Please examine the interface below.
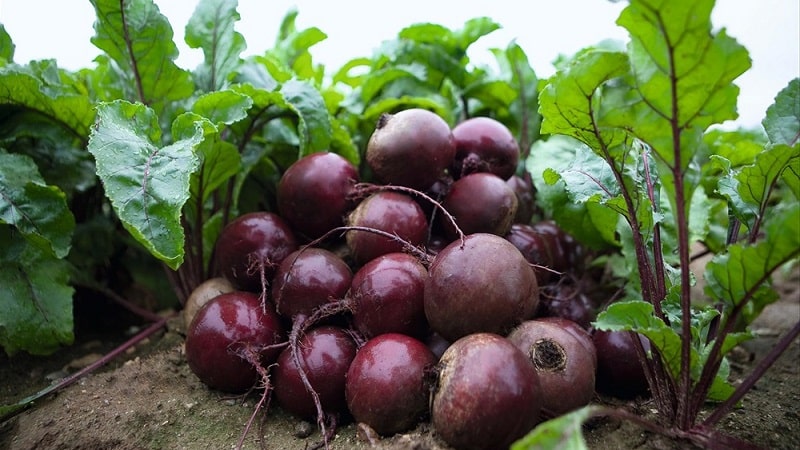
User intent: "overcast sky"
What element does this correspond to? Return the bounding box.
[1,0,798,129]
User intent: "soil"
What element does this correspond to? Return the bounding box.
[1,270,798,450]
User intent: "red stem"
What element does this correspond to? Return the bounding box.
[1,313,174,422]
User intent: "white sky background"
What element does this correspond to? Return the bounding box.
[0,0,798,129]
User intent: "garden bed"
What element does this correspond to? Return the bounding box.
[1,270,797,450]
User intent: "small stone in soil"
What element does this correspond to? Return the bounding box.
[293,421,314,438]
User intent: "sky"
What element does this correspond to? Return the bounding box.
[1,0,798,129]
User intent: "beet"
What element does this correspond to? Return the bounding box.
[214,212,298,292]
[440,172,518,240]
[345,333,437,436]
[424,233,539,341]
[184,291,285,393]
[430,333,542,450]
[272,325,358,420]
[366,108,456,191]
[271,247,353,320]
[507,317,597,418]
[537,283,598,330]
[348,252,428,339]
[346,191,428,265]
[592,329,651,399]
[505,221,576,285]
[451,116,520,181]
[277,152,359,239]
[506,174,535,224]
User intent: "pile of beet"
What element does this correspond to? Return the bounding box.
[182,108,647,450]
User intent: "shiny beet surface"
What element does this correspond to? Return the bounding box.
[345,333,437,436]
[185,291,285,393]
[272,325,358,420]
[346,191,428,265]
[271,247,352,319]
[277,152,359,239]
[214,212,297,291]
[349,253,428,339]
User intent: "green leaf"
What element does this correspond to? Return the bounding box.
[0,24,15,64]
[527,136,618,248]
[88,100,203,269]
[174,112,241,205]
[454,17,501,53]
[280,79,332,157]
[614,0,751,166]
[185,0,247,92]
[704,203,800,316]
[0,225,74,356]
[0,152,75,258]
[376,38,466,87]
[192,89,253,126]
[399,23,452,47]
[461,79,517,111]
[358,64,428,105]
[511,405,599,450]
[90,0,193,111]
[763,78,799,146]
[269,8,326,81]
[594,300,685,379]
[539,45,630,151]
[492,41,541,147]
[0,111,97,196]
[0,63,96,140]
[704,128,766,170]
[717,143,800,230]
[329,116,360,166]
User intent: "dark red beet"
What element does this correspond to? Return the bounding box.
[592,329,651,399]
[345,333,437,436]
[430,333,542,450]
[214,212,298,291]
[537,283,598,330]
[348,253,428,339]
[440,172,518,240]
[272,325,358,420]
[451,116,520,181]
[185,291,285,393]
[277,152,359,239]
[366,108,456,191]
[506,174,535,224]
[424,233,539,342]
[507,317,597,418]
[346,191,428,265]
[505,221,570,285]
[271,247,352,319]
